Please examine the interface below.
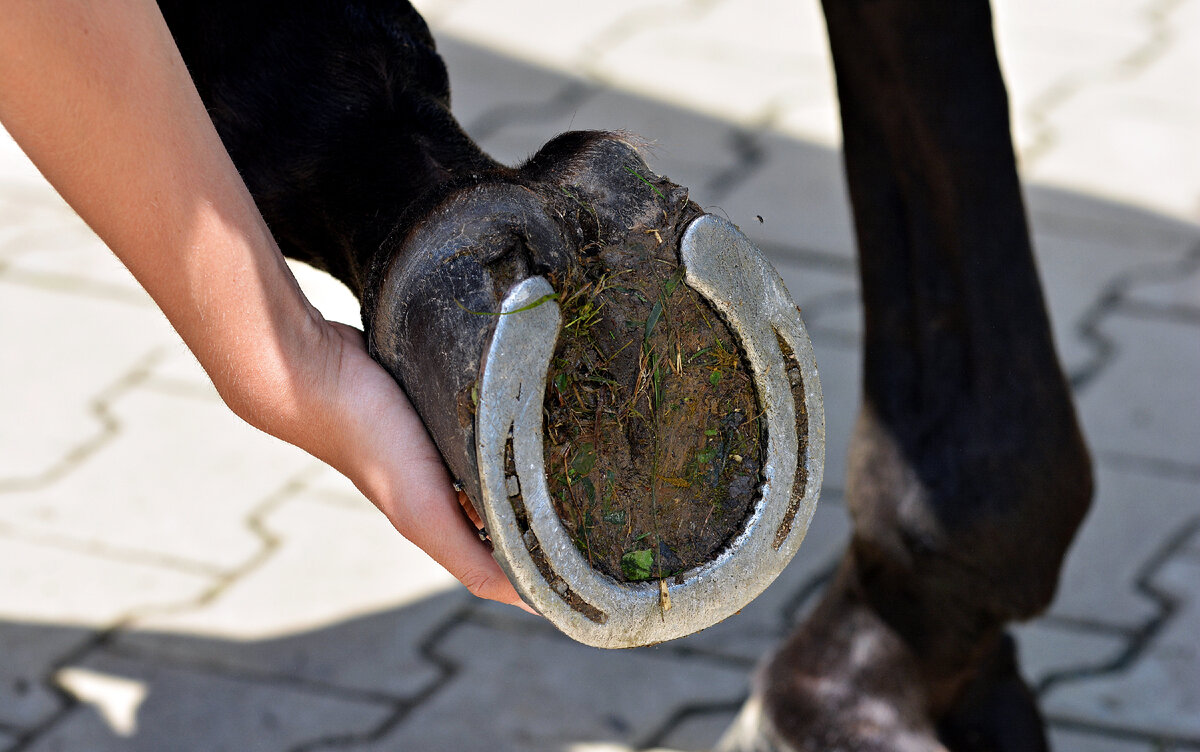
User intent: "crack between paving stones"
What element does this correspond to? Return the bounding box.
[576,0,724,84]
[1113,239,1200,324]
[1098,451,1200,482]
[662,644,758,671]
[779,559,840,628]
[1116,299,1200,326]
[636,698,748,751]
[462,603,564,640]
[773,491,849,629]
[1071,274,1131,391]
[284,600,475,752]
[1069,239,1200,391]
[6,465,316,751]
[702,128,767,202]
[0,522,226,578]
[1036,614,1140,640]
[0,348,164,494]
[101,641,409,708]
[6,624,132,752]
[1048,717,1200,750]
[0,267,152,308]
[136,378,223,403]
[1038,517,1200,703]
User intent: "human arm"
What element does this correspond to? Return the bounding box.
[0,0,526,609]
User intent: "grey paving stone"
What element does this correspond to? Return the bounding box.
[1025,184,1200,250]
[0,278,175,485]
[138,338,219,401]
[0,387,314,571]
[1051,465,1200,628]
[0,535,212,729]
[580,0,815,129]
[0,130,146,299]
[288,259,362,329]
[1076,314,1200,470]
[655,706,740,752]
[763,249,856,313]
[777,271,859,347]
[1013,621,1127,688]
[405,0,470,25]
[686,0,839,147]
[1114,2,1200,126]
[339,622,747,752]
[116,494,465,699]
[448,58,767,203]
[435,35,595,147]
[0,122,50,193]
[1044,553,1200,741]
[463,79,587,168]
[669,500,849,664]
[0,621,88,733]
[304,463,370,508]
[1023,186,1200,381]
[1046,727,1157,752]
[439,35,850,251]
[990,0,1149,159]
[431,0,657,77]
[0,231,145,304]
[714,133,856,259]
[0,730,14,751]
[1026,67,1200,223]
[770,81,842,153]
[25,651,391,752]
[1123,247,1200,316]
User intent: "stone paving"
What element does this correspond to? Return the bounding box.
[1,1,1198,750]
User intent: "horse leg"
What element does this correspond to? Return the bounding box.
[721,1,1094,749]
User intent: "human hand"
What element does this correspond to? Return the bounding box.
[278,318,532,611]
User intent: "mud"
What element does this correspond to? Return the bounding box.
[543,206,764,583]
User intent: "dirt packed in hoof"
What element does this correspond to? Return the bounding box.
[543,212,764,583]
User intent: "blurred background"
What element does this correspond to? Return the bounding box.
[1,0,1197,749]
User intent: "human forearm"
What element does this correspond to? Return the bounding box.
[0,0,322,428]
[0,0,527,608]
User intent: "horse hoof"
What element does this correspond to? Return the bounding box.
[718,557,1047,752]
[369,132,824,647]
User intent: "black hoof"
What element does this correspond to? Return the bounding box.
[367,133,824,647]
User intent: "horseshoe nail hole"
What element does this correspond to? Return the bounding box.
[505,436,607,623]
[773,330,809,550]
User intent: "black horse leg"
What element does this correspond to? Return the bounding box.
[156,0,501,297]
[722,1,1094,750]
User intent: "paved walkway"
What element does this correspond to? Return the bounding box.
[2,1,1198,750]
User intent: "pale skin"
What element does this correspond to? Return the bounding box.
[0,0,529,611]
